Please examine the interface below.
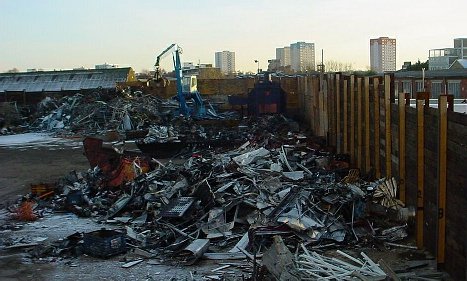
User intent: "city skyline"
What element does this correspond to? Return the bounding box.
[1,0,466,73]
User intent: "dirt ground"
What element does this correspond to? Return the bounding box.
[0,143,89,208]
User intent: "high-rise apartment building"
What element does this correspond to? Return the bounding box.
[429,38,467,70]
[276,47,291,67]
[290,42,315,72]
[215,51,235,75]
[370,37,396,73]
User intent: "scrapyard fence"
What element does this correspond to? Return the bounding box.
[296,73,467,281]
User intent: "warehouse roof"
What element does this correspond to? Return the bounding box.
[0,67,133,93]
[394,68,467,79]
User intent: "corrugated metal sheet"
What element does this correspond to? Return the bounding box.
[0,68,130,93]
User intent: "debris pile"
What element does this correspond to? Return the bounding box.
[33,92,166,134]
[29,91,240,138]
[5,116,421,279]
[136,115,302,157]
[0,101,27,134]
[296,246,387,279]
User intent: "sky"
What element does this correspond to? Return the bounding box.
[1,0,466,73]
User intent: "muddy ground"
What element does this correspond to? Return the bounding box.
[0,146,89,208]
[0,134,450,280]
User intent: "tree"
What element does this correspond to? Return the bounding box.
[7,68,19,73]
[406,60,429,71]
[325,60,354,72]
[352,69,377,76]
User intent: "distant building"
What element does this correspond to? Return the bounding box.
[394,69,467,99]
[290,42,315,72]
[429,48,458,70]
[182,63,222,79]
[370,37,396,73]
[199,64,213,68]
[183,63,214,71]
[401,62,411,70]
[95,63,119,69]
[429,38,467,70]
[183,62,195,70]
[276,47,291,67]
[215,51,236,75]
[454,38,467,59]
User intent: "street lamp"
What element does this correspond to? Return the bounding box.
[254,60,260,74]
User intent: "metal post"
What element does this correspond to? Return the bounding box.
[416,99,425,249]
[254,60,259,74]
[343,79,348,154]
[373,78,381,178]
[437,95,448,264]
[357,77,363,171]
[384,74,392,178]
[336,74,341,153]
[350,75,355,165]
[364,77,370,173]
[398,92,407,204]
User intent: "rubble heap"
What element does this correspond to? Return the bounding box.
[33,92,166,134]
[6,116,419,280]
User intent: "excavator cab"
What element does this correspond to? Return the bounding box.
[182,76,198,93]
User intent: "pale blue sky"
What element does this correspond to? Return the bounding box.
[1,0,466,73]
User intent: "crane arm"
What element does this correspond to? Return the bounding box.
[154,43,177,80]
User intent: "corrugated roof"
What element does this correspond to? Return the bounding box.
[0,67,131,93]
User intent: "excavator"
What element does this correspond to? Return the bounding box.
[152,43,212,118]
[135,45,241,156]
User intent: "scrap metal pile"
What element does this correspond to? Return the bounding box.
[6,116,417,280]
[32,92,168,134]
[24,92,241,153]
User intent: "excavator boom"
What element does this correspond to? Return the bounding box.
[154,43,177,80]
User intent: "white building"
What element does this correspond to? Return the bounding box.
[290,42,315,72]
[428,49,458,70]
[95,63,118,69]
[429,38,467,70]
[183,62,195,70]
[454,38,467,59]
[215,51,235,75]
[276,47,291,67]
[370,37,396,73]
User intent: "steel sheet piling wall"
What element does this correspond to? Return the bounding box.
[373,78,381,178]
[357,77,363,171]
[398,92,407,204]
[296,74,466,280]
[364,77,370,174]
[416,99,425,249]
